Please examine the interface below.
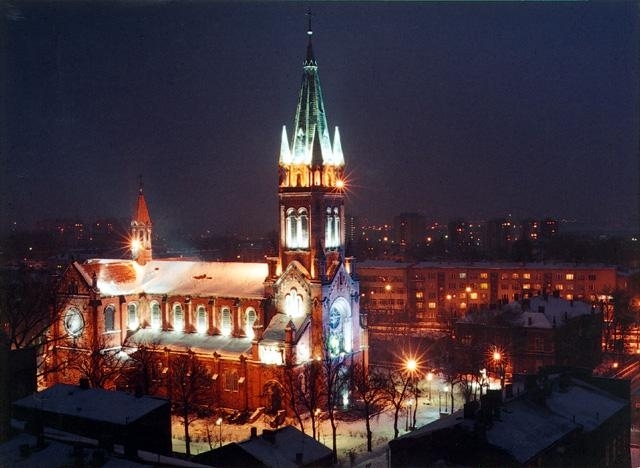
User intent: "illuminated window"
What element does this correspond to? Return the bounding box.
[325,206,340,249]
[470,292,478,300]
[428,302,437,309]
[221,307,232,336]
[480,283,488,290]
[556,284,564,290]
[415,291,424,299]
[459,272,467,279]
[285,208,310,249]
[460,302,467,309]
[480,272,488,279]
[196,305,207,333]
[173,304,184,332]
[128,303,139,330]
[523,283,531,290]
[245,308,257,338]
[565,273,574,280]
[511,273,519,279]
[285,288,304,318]
[104,305,115,332]
[523,273,531,279]
[566,294,574,300]
[151,302,161,330]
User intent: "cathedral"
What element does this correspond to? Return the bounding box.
[48,21,365,413]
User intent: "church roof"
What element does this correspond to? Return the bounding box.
[261,313,309,344]
[76,259,268,299]
[130,329,253,357]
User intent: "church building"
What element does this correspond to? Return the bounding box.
[47,21,364,414]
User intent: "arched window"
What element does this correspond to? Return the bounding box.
[150,301,161,330]
[173,304,184,332]
[245,308,257,338]
[325,206,340,249]
[285,288,303,318]
[221,307,232,336]
[127,303,138,331]
[298,208,309,248]
[285,207,309,249]
[286,208,297,248]
[196,305,207,334]
[104,305,115,332]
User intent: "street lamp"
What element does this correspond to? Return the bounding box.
[405,357,420,428]
[492,349,505,391]
[405,399,413,431]
[216,417,223,447]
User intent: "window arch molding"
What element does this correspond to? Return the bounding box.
[285,207,310,249]
[104,304,116,332]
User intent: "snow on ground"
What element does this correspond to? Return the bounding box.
[170,393,456,466]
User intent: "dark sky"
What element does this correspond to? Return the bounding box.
[3,1,638,238]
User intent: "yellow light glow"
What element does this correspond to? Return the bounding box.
[336,179,345,189]
[131,238,141,251]
[406,358,417,372]
[493,351,501,362]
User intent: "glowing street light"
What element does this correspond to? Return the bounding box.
[216,417,223,447]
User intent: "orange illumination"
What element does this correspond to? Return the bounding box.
[336,179,345,189]
[493,351,501,362]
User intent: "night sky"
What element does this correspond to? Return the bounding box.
[3,2,638,239]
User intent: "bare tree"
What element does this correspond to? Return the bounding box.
[319,336,348,464]
[169,350,213,457]
[122,339,163,395]
[70,335,131,389]
[431,335,463,413]
[350,360,386,451]
[284,359,323,440]
[0,268,68,381]
[281,363,308,435]
[381,367,413,439]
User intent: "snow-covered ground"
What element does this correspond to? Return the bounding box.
[170,391,455,466]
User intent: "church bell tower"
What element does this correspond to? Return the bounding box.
[277,15,346,279]
[131,181,153,265]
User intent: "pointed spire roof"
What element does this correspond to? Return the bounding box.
[282,10,342,168]
[133,180,151,226]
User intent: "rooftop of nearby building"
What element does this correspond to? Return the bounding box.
[458,295,598,329]
[13,383,168,426]
[193,425,333,468]
[392,374,628,465]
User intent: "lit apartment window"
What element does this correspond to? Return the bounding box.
[566,273,574,280]
[480,272,488,279]
[512,273,519,279]
[415,291,424,299]
[460,302,467,309]
[556,284,564,290]
[459,272,467,279]
[470,292,478,300]
[523,283,531,290]
[480,283,488,290]
[523,273,531,279]
[428,302,437,309]
[566,294,574,301]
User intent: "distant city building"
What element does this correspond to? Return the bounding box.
[358,260,623,365]
[46,24,364,414]
[393,212,426,248]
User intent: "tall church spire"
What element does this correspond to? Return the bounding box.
[131,177,152,265]
[277,14,347,279]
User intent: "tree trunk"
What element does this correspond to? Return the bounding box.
[365,405,372,452]
[184,409,191,457]
[329,412,337,463]
[393,405,401,439]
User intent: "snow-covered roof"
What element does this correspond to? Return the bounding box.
[13,383,168,426]
[238,426,332,467]
[78,259,269,299]
[262,313,309,344]
[459,295,597,329]
[396,376,626,464]
[129,329,253,357]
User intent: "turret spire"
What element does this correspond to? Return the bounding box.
[305,8,315,67]
[131,177,152,265]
